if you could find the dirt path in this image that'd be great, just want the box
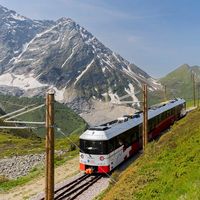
[0,156,79,200]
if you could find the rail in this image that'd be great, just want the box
[39,174,102,200]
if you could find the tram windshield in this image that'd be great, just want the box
[80,139,107,155]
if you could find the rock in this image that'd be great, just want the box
[0,150,68,179]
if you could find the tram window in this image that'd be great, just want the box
[108,138,115,153]
[164,111,167,119]
[150,117,156,130]
[131,127,138,141]
[151,118,155,131]
[139,124,142,137]
[109,126,140,151]
[153,117,157,128]
[161,113,163,121]
[136,131,139,140]
[80,139,108,155]
[159,115,161,123]
[163,112,166,120]
[155,116,158,125]
[116,132,130,148]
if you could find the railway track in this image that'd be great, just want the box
[40,174,102,200]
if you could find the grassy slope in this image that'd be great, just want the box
[0,132,43,158]
[160,64,200,101]
[102,109,200,200]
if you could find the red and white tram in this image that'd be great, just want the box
[79,98,186,174]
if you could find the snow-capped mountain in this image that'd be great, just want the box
[0,4,161,115]
[0,5,54,72]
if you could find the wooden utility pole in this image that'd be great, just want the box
[143,84,148,150]
[197,83,200,108]
[45,89,55,200]
[192,73,196,107]
[164,85,167,101]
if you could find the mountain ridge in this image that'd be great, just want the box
[0,4,162,123]
[160,64,200,100]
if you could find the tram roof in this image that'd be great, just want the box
[80,98,186,141]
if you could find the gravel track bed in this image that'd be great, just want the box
[31,173,109,200]
[75,176,109,200]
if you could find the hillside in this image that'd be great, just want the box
[0,94,87,138]
[160,64,200,100]
[101,109,200,200]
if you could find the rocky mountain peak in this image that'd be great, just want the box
[57,17,74,23]
[0,4,8,12]
[0,4,162,118]
[0,4,27,21]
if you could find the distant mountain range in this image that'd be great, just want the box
[160,64,200,100]
[0,5,161,115]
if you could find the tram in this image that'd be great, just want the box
[79,98,186,174]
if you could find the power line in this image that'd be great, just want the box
[4,120,45,125]
[0,104,37,119]
[4,104,45,121]
[0,126,38,129]
[0,106,29,119]
[0,104,45,130]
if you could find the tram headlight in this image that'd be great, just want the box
[80,154,84,159]
[100,156,105,161]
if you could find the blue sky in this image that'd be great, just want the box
[0,0,200,78]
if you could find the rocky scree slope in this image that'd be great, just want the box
[0,5,161,114]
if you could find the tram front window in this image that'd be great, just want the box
[80,139,107,155]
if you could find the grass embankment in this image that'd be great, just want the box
[0,124,84,190]
[102,109,200,200]
[0,150,79,192]
[0,128,83,159]
[0,132,43,158]
[0,131,80,191]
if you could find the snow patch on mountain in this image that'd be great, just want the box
[125,83,140,107]
[149,78,162,90]
[10,13,26,21]
[0,73,47,90]
[74,59,95,85]
[61,43,79,68]
[0,72,66,102]
[107,89,121,104]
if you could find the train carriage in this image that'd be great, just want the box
[79,98,186,174]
